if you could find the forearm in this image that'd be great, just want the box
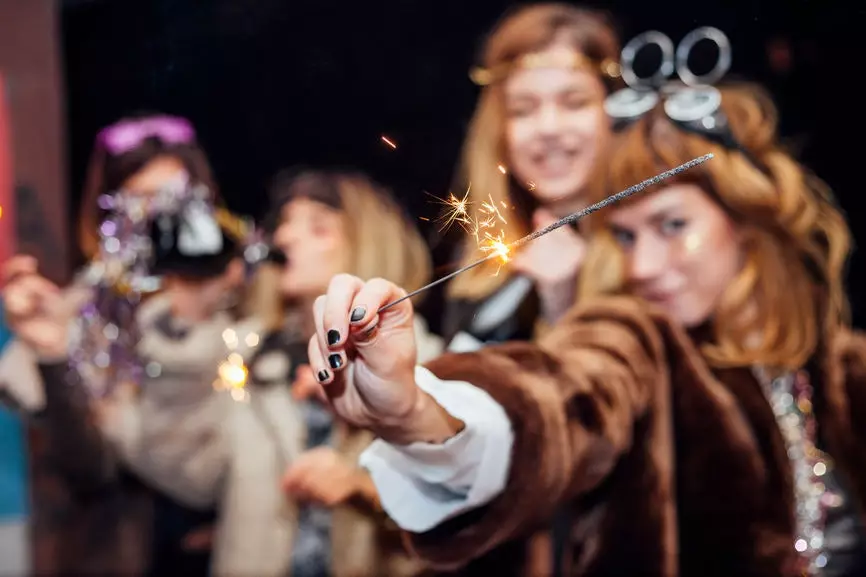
[374,390,465,446]
[366,297,666,569]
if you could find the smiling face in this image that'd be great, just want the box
[606,183,744,327]
[503,45,609,205]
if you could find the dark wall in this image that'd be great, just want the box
[60,0,866,327]
[1,0,69,282]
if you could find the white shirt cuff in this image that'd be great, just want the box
[358,365,513,532]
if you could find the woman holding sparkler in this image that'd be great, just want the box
[443,2,621,351]
[303,78,866,576]
[0,113,227,576]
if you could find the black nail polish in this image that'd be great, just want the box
[350,306,366,323]
[317,369,329,382]
[328,354,343,369]
[327,329,340,346]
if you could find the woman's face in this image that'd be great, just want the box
[272,197,349,299]
[504,44,609,205]
[121,155,189,197]
[606,183,743,328]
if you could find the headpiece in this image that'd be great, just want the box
[96,115,196,156]
[469,47,621,86]
[603,27,748,154]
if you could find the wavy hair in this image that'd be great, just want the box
[580,83,851,369]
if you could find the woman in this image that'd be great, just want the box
[443,2,621,350]
[4,167,443,577]
[0,113,224,575]
[304,83,866,576]
[247,168,443,577]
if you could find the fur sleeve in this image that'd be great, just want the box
[410,297,668,568]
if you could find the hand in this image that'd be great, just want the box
[291,364,327,403]
[512,208,585,286]
[307,275,463,444]
[2,255,67,359]
[281,447,365,507]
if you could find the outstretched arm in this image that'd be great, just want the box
[360,297,669,569]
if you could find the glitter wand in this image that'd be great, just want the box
[379,153,714,313]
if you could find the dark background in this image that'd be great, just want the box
[60,0,865,330]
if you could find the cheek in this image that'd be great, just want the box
[679,226,742,320]
[567,106,607,151]
[505,120,533,163]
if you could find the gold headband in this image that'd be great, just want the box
[469,49,621,86]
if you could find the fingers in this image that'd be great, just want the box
[291,365,327,403]
[307,333,346,398]
[314,295,347,377]
[4,275,61,320]
[2,255,39,286]
[532,208,558,229]
[322,274,365,351]
[344,278,408,342]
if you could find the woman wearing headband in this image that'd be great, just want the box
[302,33,866,577]
[442,2,621,352]
[0,114,226,575]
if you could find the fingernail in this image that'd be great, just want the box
[327,329,340,346]
[328,354,343,369]
[317,369,330,382]
[350,306,366,323]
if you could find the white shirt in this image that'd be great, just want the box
[358,366,514,532]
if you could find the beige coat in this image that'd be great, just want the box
[0,288,443,576]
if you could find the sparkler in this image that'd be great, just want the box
[379,153,714,313]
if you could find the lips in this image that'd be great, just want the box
[534,148,579,178]
[641,290,677,304]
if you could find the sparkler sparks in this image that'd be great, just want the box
[427,185,513,274]
[379,153,714,313]
[381,135,397,149]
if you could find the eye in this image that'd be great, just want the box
[562,92,593,110]
[659,218,687,236]
[610,226,635,248]
[505,96,537,118]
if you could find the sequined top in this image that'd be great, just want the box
[754,368,866,576]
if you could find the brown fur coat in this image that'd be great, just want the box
[408,297,866,576]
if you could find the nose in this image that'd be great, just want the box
[537,102,563,136]
[272,220,296,248]
[629,234,668,284]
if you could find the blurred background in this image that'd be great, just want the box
[0,1,864,576]
[1,0,863,334]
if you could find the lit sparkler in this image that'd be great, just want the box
[380,153,714,313]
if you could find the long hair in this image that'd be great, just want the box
[78,114,218,259]
[448,2,620,300]
[250,170,432,330]
[580,83,851,369]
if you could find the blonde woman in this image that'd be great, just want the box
[443,2,621,350]
[237,168,443,577]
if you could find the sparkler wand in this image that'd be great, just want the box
[379,153,714,313]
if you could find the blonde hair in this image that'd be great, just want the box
[448,3,620,300]
[580,83,851,369]
[250,170,432,330]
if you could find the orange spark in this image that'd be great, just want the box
[381,135,397,149]
[497,164,507,174]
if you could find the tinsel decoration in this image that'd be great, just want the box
[68,178,211,397]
